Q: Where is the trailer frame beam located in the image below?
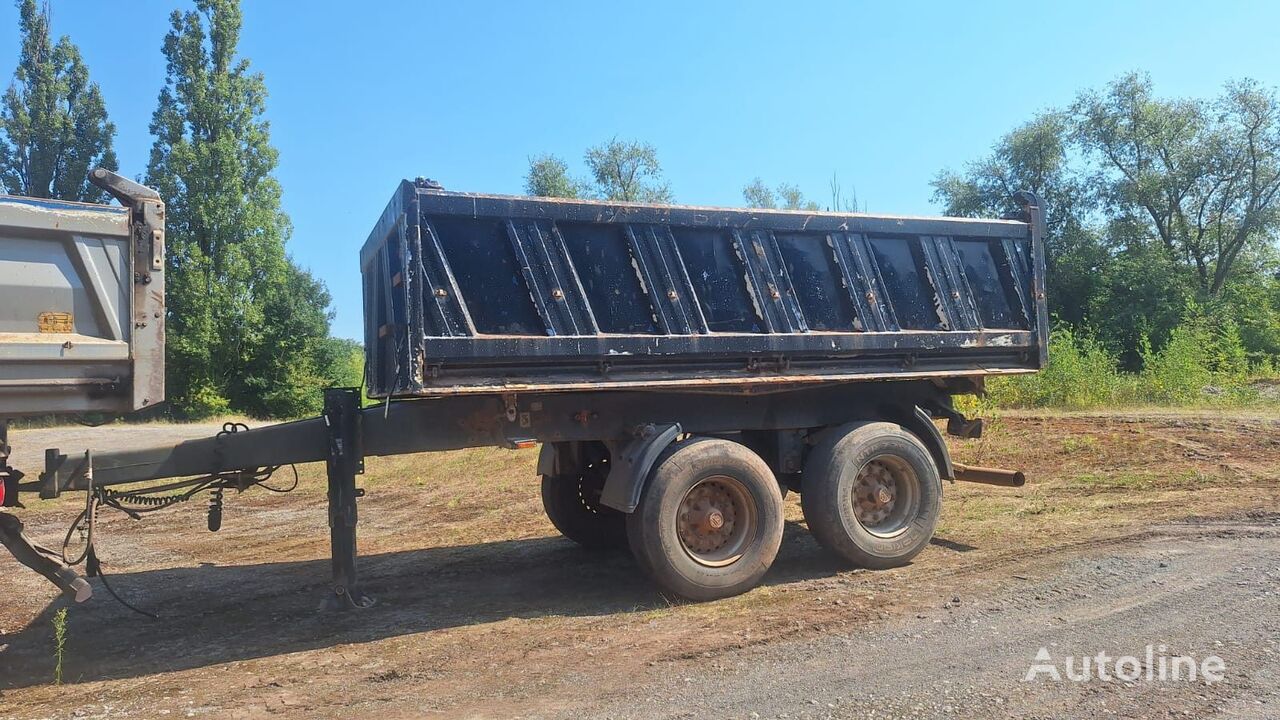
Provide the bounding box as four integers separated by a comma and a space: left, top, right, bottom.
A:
37, 380, 975, 496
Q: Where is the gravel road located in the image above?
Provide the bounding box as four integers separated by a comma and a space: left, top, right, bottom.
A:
566, 516, 1280, 720
5, 422, 229, 471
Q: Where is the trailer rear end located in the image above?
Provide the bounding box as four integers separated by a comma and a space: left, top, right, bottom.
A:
0, 169, 165, 417
0, 169, 164, 601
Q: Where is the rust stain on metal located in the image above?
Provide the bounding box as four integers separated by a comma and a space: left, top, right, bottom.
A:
456, 406, 505, 441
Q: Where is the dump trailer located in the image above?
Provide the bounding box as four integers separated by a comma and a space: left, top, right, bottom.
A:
0, 169, 164, 599
18, 176, 1046, 607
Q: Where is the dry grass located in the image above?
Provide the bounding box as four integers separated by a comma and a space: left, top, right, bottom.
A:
937, 409, 1280, 544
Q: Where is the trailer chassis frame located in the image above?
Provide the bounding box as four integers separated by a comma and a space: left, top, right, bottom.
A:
25, 380, 973, 607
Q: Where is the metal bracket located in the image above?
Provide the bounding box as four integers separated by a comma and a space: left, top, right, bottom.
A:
946, 414, 984, 440
926, 400, 984, 439
37, 448, 86, 499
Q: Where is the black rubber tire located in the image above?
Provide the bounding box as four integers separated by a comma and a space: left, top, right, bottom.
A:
541, 467, 627, 550
626, 437, 785, 601
800, 422, 941, 569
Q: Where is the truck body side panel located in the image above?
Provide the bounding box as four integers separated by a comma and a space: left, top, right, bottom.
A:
0, 184, 164, 416
362, 184, 1046, 397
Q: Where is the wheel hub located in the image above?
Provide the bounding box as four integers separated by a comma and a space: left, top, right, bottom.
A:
678, 479, 742, 556
854, 460, 898, 527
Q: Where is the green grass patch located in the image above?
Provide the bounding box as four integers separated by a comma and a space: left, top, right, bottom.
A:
1060, 435, 1099, 453
1066, 469, 1211, 491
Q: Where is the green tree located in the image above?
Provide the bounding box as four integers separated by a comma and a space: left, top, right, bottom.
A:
241, 264, 352, 417
1073, 73, 1280, 295
583, 137, 673, 203
743, 177, 821, 210
1086, 237, 1194, 367
935, 75, 1280, 373
1219, 274, 1280, 364
0, 0, 117, 201
933, 113, 1110, 330
742, 177, 776, 208
780, 183, 820, 211
146, 0, 339, 418
525, 153, 583, 198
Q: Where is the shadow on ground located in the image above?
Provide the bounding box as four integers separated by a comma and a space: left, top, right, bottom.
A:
1, 522, 980, 690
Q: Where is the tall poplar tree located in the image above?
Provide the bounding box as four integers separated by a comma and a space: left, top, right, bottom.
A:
0, 0, 117, 201
146, 0, 346, 417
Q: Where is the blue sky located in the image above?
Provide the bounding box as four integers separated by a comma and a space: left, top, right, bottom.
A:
2, 1, 1278, 340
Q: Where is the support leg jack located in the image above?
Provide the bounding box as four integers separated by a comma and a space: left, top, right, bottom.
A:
321, 388, 374, 610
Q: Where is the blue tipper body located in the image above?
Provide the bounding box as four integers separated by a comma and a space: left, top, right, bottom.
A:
360, 181, 1048, 397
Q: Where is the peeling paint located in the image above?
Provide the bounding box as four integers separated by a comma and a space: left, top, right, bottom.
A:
922, 263, 951, 330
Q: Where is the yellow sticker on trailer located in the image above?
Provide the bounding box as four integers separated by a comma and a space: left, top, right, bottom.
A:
37, 311, 73, 333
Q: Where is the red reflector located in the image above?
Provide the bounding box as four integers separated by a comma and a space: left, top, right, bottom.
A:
0, 477, 6, 506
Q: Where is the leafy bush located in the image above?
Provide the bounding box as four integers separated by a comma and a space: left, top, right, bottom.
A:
986, 328, 1123, 409
983, 318, 1273, 410
1136, 326, 1213, 404
179, 383, 233, 419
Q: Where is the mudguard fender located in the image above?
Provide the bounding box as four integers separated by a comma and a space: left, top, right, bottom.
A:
900, 406, 955, 481
598, 423, 682, 513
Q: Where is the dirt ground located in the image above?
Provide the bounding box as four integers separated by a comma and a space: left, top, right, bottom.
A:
1, 409, 1278, 719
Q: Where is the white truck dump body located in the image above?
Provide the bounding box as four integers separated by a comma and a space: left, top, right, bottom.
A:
0, 170, 165, 416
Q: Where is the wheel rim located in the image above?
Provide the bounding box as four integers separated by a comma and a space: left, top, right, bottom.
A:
851, 455, 920, 538
677, 475, 757, 567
